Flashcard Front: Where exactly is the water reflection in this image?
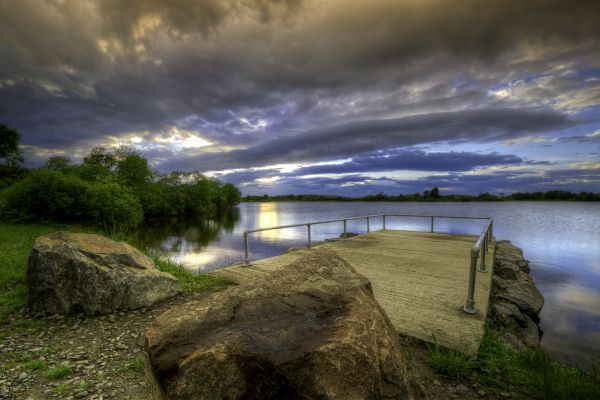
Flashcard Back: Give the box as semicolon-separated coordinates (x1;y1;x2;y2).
257;203;280;241
139;201;600;370
135;208;241;271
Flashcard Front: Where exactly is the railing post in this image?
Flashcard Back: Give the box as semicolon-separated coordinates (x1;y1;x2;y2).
464;250;478;314
383;215;386;230
430;216;434;233
479;235;487;272
307;224;311;248
367;216;370;233
343;219;347;238
244;232;249;266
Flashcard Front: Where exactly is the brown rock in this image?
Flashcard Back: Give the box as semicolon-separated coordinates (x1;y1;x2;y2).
27;231;181;316
145;248;417;400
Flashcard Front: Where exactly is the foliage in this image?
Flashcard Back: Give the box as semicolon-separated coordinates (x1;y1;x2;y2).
427;327;600;399
0;164;28;189
427;339;474;382
244;190;600;202
0;170;143;230
24;359;47;371
45;366;71;380
0;123;24;166
0;146;241;229
43;156;71;172
152;255;235;293
0;222;234;324
476;329;600;400
0;222;66;323
118;354;145;374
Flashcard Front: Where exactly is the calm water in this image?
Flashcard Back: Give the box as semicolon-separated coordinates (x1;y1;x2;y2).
137;202;600;369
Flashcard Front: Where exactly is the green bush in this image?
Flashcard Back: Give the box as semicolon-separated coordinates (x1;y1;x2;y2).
0;170;143;230
86;182;143;231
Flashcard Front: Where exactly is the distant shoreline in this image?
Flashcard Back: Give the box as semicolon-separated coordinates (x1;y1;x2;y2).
242;191;600;202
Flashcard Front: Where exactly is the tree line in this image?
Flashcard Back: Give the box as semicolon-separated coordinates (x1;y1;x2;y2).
0;124;241;231
244;189;600;202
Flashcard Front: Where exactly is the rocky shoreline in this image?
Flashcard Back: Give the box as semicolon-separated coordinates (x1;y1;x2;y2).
0;235;563;400
488;240;545;350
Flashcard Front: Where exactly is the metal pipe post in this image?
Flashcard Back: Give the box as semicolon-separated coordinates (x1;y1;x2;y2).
464;252;478;314
367;216;370;233
307;224;311;248
383;215;386;230
244;232;249;266
430;216;434;233
479;236;487;272
343;219;347;238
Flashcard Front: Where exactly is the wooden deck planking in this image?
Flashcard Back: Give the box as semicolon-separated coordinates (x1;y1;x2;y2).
209;230;494;355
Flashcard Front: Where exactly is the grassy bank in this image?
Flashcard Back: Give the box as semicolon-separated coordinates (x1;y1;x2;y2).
428;327;600;399
0;222;232;324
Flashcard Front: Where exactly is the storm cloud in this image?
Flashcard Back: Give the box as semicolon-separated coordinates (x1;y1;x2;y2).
1;0;599;195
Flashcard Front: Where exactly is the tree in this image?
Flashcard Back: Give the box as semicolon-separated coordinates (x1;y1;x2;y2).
44;156;71;172
430;187;440;199
0;123;24;166
115;148;151;188
83;146;117;171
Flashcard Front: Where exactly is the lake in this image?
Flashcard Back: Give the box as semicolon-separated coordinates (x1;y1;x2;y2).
136;201;600;370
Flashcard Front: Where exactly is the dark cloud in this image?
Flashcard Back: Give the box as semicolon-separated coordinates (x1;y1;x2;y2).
237;166;600;197
1;0;599;194
158;108;570;171
290;149;526;175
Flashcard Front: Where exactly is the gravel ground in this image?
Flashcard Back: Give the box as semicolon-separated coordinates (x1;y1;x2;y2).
0;293;207;400
1;292;529;400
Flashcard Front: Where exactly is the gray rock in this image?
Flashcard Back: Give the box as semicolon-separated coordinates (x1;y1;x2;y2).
490;301;541;348
27;232;181;316
496;279;544;321
340;232;359;238
489;240;544;349
455;384;468;393
145;248;417;400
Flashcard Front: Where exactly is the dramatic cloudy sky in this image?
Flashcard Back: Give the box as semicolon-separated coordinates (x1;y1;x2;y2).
1;0;599;195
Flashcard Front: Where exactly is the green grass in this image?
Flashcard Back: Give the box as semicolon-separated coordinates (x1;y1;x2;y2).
0;222;233;324
0;223;69;323
52;383;71;395
428;327;600;399
427;339;474;382
24;359;47;371
45;365;71;380
118;354;146;374
152;256;234;293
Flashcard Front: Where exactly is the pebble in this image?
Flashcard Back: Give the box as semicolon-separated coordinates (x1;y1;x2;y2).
478;389;486;396
433;379;441;386
455;384;468;393
16;373;28;383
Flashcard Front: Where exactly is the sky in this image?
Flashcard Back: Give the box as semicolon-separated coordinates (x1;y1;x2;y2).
1;0;599;196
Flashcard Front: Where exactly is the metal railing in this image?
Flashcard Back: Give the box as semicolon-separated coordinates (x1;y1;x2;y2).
242;214;493;314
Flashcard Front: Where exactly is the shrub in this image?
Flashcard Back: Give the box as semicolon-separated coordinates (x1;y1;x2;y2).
45;366;70;380
0;170;143;231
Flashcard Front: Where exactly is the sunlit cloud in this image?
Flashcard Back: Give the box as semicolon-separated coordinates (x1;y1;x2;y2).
0;0;599;195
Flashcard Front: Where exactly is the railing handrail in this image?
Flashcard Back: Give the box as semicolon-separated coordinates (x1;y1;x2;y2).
242;213;493;315
244;213;491;234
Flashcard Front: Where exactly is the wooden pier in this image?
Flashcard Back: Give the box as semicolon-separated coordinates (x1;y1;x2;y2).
210;230;495;356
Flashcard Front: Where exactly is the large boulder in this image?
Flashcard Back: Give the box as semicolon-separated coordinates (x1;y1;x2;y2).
145;248;418;400
27;231;181;316
489;240;544;349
